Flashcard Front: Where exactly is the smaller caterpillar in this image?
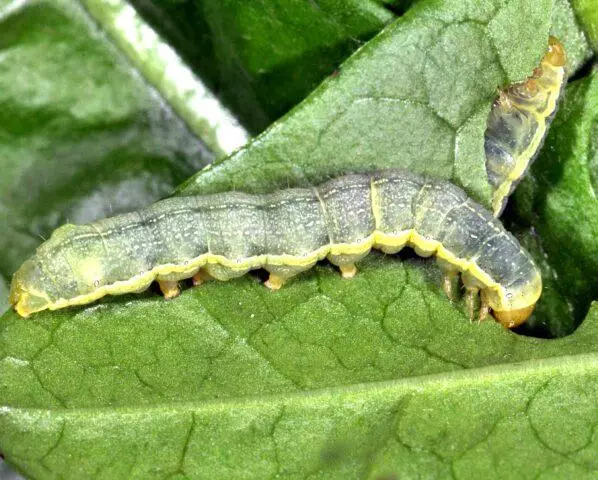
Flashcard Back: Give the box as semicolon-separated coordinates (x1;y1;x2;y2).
10;170;541;328
485;36;566;216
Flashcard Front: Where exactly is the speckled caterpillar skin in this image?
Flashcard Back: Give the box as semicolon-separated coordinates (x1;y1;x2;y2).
485;36;567;216
10;169;541;326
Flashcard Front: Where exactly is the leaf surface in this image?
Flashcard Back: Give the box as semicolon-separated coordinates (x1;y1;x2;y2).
1;263;598;478
1;0;598;478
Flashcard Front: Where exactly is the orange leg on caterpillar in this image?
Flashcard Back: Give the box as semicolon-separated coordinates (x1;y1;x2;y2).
157;264;488;321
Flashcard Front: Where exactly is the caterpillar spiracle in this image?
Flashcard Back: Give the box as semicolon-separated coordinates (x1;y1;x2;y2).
485;36;566;216
10;170;542;328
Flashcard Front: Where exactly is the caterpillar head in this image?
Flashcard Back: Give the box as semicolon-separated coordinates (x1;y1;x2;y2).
493;305;536;329
545;36;566;68
9;224;102;317
484;273;543;328
9;257;53;317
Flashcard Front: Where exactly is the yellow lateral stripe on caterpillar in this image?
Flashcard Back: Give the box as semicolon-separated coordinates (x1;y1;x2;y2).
16;232;511;313
10;170;542;328
485;36;567;216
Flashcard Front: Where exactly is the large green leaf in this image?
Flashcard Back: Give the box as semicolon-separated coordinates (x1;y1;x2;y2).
129;0;395;132
1;262;598;478
0;0;217;291
1;0;598;478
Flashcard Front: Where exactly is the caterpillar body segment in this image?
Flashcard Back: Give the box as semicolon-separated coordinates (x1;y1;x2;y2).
485;36;567;216
10;170;541;328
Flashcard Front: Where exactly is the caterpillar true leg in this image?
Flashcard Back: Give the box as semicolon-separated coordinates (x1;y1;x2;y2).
464;287;479;322
462;288;491;323
479;293;490;322
441;270;459;302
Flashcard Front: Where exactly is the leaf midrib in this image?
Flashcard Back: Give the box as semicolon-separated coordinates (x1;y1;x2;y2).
3;351;596;414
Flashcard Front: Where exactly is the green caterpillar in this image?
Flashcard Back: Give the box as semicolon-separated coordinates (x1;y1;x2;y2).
9;38;566;327
10;169;541;327
486;36;566;216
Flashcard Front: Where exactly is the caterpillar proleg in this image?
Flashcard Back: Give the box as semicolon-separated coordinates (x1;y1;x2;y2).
485;36;567;216
10;170;541;328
